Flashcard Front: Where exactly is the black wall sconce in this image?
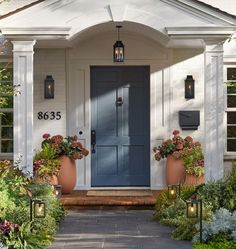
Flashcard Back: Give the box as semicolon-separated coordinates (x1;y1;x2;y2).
186;199;203;243
185;75;194;99
168;184;181;199
44;75;54;99
113;25;124;62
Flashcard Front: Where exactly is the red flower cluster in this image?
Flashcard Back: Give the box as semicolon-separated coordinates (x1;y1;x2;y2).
41;134;89;160
0;220;20;236
153;130;201;161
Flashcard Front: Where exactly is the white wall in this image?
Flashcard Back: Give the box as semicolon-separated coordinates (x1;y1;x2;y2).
171;49;205;146
33;34;232;189
33;49;67;152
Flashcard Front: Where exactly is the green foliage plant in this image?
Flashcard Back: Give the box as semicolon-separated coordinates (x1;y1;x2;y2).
0;160;65;248
33;144;61;180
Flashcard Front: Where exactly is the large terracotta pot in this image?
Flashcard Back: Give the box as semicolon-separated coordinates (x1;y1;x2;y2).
166;155;185;185
184;174;204;186
58;156;76;194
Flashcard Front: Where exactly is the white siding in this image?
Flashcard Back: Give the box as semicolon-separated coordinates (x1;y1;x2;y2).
33;49;67;151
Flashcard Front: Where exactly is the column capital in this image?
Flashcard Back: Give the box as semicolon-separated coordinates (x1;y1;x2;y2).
202;39;224;53
12;40;36;52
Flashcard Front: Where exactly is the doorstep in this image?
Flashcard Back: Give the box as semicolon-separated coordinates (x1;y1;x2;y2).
61;190;161;210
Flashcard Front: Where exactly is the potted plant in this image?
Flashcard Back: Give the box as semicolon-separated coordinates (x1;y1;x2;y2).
41;133;89;194
33;144;60;185
181;146;204;186
153;130;203;185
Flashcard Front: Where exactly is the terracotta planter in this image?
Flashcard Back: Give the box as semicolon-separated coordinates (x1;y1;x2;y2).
34;172;58;185
184;174;204;186
58;156;76;194
166;155;185;185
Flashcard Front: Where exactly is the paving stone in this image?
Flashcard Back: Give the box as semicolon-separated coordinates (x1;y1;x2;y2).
47;210;192;249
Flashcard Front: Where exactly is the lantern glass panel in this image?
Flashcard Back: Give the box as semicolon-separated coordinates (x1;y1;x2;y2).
187;201;198;218
113;41;124;62
168;185;180;199
44;75;54;99
54;185;62;198
34;201;46;218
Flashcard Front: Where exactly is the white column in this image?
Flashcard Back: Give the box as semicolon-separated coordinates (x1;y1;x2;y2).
12;41;36;173
204;41;224;181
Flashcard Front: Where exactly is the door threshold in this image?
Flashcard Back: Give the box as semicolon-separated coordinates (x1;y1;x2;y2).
90;187;151;190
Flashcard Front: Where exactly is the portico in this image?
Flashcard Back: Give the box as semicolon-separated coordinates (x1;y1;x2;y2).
0;0;236;189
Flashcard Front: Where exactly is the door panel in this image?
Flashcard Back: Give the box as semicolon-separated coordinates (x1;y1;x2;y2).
91;66;150;187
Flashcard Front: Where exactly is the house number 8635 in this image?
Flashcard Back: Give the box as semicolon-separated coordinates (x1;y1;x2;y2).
37;111;62;120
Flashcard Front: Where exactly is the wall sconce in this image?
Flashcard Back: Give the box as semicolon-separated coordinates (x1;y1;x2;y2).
186;199;203;243
113;25;124;62
44;75;54;99
30;199;46;221
53;185;62;198
168;184;181;199
185;75;194;99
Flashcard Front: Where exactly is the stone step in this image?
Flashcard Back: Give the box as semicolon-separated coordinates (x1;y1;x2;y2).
61;190;160;210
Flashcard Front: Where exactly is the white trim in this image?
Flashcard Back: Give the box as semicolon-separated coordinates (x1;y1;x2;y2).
12;40;35;173
166;27;236;38
1;27;71;39
162;0;236;26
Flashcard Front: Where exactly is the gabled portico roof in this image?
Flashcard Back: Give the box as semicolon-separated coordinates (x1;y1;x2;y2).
0;0;236;47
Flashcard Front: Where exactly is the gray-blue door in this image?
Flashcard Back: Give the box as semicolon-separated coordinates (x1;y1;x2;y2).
91;66;150;186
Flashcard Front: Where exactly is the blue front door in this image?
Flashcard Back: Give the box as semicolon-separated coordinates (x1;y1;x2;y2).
91;66;150;186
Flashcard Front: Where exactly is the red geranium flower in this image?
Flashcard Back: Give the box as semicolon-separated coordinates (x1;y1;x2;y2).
42;133;50;139
173;130;180;136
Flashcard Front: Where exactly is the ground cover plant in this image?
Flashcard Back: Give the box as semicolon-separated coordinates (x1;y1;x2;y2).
154;163;236;247
0;160;65;248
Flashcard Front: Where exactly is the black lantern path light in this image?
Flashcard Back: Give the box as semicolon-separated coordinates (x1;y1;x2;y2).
53;184;62;198
186;199;203;243
168;184;181;199
30;199;46;221
113;25;124;62
167;185;203;243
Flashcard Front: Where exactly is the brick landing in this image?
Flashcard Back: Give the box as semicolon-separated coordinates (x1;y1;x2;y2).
61;190;161;210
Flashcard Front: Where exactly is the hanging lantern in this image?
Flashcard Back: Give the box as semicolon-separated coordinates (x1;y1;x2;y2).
53;185;62;198
30;199;46;219
113;25;124;62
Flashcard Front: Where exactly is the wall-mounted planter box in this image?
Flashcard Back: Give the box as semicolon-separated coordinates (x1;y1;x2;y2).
179;111;200;130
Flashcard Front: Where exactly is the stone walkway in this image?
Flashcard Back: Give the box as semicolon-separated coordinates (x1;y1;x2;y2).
48;210;192;249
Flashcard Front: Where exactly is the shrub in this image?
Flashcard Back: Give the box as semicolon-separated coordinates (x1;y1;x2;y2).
193;208;236;243
0;160;65;248
193;240;236;249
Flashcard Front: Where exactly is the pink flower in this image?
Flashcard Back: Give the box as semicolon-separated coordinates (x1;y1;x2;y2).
173;130;180;136
42;133;50;139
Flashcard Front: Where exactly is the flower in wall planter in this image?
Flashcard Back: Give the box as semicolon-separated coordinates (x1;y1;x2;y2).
40;134;89;194
153;130;204;186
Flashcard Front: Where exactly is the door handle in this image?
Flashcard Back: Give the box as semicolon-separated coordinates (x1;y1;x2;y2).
116;97;123;106
91;130;96;153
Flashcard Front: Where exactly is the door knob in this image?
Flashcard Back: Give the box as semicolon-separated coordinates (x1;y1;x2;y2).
116;97;123;106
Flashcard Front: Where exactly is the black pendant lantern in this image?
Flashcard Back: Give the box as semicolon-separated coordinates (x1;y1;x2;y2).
113;25;124;62
44;75;54;99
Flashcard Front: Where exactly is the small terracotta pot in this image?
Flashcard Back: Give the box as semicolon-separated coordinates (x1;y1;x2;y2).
184;174;204;186
34;172;58;185
58;156;76;194
166;155;185;185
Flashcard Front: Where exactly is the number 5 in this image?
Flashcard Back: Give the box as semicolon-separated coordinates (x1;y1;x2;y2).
56;112;61;120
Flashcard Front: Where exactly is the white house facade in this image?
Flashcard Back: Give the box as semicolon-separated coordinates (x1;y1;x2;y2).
0;0;236;190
